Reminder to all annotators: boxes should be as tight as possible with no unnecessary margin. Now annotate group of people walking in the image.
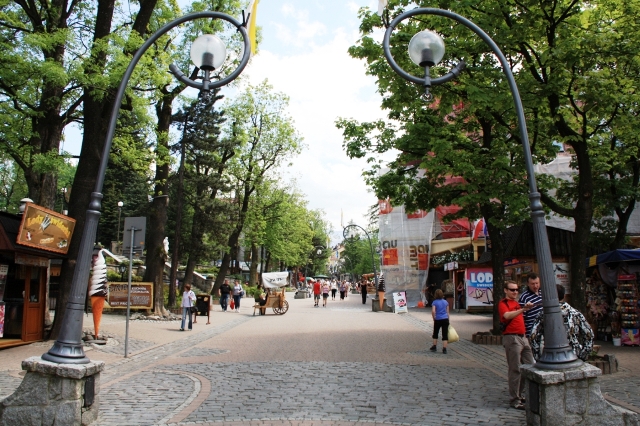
[180,279,247,331]
[217,279,245,313]
[311,279,352,307]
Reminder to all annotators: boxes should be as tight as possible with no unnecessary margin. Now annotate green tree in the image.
[341,226,380,277]
[212,80,303,293]
[171,90,237,300]
[145,0,244,311]
[342,0,640,315]
[0,0,85,208]
[0,159,28,213]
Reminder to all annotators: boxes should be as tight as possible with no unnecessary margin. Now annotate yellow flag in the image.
[247,0,260,55]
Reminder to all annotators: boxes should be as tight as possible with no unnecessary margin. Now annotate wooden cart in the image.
[253,287,290,316]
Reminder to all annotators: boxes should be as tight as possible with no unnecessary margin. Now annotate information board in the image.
[106,282,153,309]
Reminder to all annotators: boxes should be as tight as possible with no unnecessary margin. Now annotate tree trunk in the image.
[144,88,179,314]
[479,208,507,335]
[50,0,157,339]
[143,195,168,315]
[249,243,259,286]
[213,251,232,295]
[184,257,197,287]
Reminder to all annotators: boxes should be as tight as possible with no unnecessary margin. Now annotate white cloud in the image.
[274,3,327,47]
[243,24,390,244]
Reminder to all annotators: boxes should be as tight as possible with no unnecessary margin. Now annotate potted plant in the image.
[612,331,622,346]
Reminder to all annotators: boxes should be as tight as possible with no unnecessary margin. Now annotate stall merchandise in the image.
[586,271,612,340]
[617,274,639,346]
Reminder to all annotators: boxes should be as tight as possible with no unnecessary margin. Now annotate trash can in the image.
[195,294,211,316]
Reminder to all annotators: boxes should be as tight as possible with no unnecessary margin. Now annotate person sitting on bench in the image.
[258,293,267,315]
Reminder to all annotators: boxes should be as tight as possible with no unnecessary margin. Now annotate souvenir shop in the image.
[586,249,640,347]
[0,203,75,348]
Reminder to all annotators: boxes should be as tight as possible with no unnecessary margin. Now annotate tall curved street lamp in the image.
[382,8,580,370]
[342,225,379,290]
[43,11,251,364]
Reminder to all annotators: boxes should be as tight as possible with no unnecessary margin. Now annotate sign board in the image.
[553,262,571,295]
[16,203,76,254]
[15,253,49,267]
[466,268,494,307]
[106,282,153,309]
[122,217,146,253]
[392,291,408,314]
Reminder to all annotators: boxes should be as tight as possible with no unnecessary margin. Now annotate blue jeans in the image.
[220,294,230,311]
[181,307,192,330]
[233,294,241,310]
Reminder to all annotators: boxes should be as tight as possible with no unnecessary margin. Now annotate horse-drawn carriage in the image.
[253,271,290,316]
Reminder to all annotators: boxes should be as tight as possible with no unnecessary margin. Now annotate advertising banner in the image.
[466,268,494,307]
[392,291,408,314]
[106,282,153,309]
[379,201,435,307]
[553,262,571,295]
[262,271,289,289]
[16,203,76,254]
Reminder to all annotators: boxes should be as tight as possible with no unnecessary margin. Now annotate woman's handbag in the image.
[230,299,235,310]
[190,305,198,314]
[448,324,460,343]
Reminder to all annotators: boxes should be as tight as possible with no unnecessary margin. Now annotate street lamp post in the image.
[342,224,379,304]
[116,201,123,253]
[43,11,251,364]
[382,8,581,370]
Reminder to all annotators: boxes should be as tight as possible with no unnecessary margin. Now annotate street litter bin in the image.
[194,294,211,324]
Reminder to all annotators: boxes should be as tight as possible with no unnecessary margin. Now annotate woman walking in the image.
[180,284,196,331]
[430,289,449,354]
[331,280,337,300]
[339,281,346,300]
[233,280,244,312]
[322,281,330,307]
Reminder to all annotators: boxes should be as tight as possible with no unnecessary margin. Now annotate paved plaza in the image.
[1,293,639,425]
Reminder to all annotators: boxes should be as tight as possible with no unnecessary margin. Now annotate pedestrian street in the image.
[1,292,639,425]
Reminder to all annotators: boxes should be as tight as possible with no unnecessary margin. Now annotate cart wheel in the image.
[273,300,289,315]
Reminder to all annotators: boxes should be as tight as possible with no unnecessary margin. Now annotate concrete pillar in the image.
[522,363,638,425]
[0,357,104,426]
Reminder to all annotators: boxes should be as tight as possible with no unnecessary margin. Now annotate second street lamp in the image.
[43,11,251,364]
[382,8,580,370]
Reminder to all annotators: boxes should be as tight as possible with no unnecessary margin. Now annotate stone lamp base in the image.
[0,356,104,425]
[521,362,638,425]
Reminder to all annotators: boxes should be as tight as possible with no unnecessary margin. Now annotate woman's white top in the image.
[182,290,196,307]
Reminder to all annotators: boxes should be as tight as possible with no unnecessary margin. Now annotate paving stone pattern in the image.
[161,361,523,426]
[100,316,252,383]
[90,336,156,355]
[600,374,640,411]
[179,347,230,357]
[100,370,195,425]
[401,314,508,377]
[0,373,23,400]
[3,297,639,426]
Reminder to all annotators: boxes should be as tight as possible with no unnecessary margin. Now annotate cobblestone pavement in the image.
[1,295,639,425]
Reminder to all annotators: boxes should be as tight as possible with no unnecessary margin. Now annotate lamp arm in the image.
[169,64,204,90]
[431,61,466,86]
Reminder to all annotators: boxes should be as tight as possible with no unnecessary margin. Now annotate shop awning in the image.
[586,249,640,267]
